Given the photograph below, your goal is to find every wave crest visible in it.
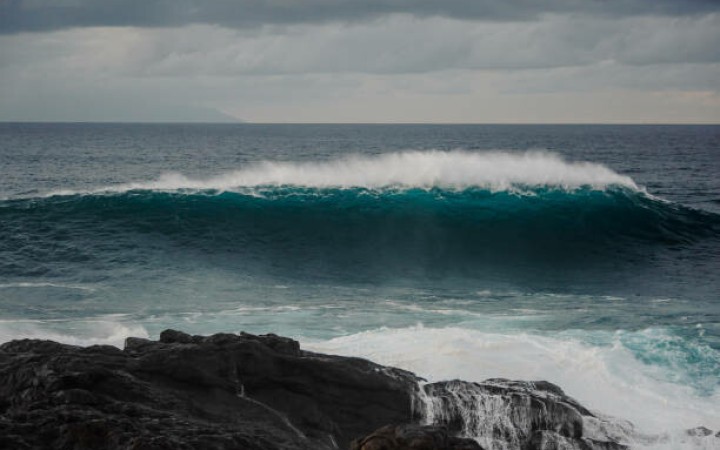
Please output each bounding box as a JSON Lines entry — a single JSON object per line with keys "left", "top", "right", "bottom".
{"left": 49, "top": 151, "right": 639, "bottom": 196}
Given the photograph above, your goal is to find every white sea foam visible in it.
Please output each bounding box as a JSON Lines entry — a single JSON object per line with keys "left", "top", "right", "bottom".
{"left": 306, "top": 326, "right": 720, "bottom": 449}
{"left": 47, "top": 151, "right": 639, "bottom": 196}
{"left": 0, "top": 282, "right": 96, "bottom": 292}
{"left": 0, "top": 319, "right": 148, "bottom": 348}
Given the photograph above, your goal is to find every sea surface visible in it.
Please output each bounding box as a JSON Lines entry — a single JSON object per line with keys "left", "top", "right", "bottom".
{"left": 1, "top": 123, "right": 719, "bottom": 448}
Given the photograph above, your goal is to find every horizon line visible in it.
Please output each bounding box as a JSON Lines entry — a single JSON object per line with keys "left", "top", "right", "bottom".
{"left": 1, "top": 121, "right": 719, "bottom": 126}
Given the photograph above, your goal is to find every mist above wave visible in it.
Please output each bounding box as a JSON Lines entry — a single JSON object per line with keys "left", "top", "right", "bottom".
{"left": 49, "top": 151, "right": 639, "bottom": 196}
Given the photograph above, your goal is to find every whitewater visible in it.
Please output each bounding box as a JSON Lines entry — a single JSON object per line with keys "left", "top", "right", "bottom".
{"left": 47, "top": 150, "right": 640, "bottom": 195}
{"left": 1, "top": 123, "right": 718, "bottom": 449}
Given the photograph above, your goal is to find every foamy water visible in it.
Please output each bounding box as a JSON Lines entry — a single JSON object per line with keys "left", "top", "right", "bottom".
{"left": 307, "top": 326, "right": 720, "bottom": 448}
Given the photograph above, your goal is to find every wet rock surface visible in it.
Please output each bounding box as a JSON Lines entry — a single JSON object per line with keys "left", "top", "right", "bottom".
{"left": 685, "top": 426, "right": 713, "bottom": 437}
{"left": 0, "top": 330, "right": 415, "bottom": 450}
{"left": 350, "top": 424, "right": 483, "bottom": 450}
{"left": 420, "top": 379, "right": 629, "bottom": 450}
{"left": 0, "top": 330, "right": 631, "bottom": 450}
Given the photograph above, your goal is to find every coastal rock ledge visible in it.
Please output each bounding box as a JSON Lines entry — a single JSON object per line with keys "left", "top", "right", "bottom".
{"left": 0, "top": 329, "right": 628, "bottom": 450}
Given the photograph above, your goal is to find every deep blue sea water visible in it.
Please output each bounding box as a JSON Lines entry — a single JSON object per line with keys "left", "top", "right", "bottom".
{"left": 1, "top": 123, "right": 719, "bottom": 448}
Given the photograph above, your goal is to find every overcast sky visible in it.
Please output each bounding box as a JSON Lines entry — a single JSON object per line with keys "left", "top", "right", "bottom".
{"left": 1, "top": 0, "right": 719, "bottom": 123}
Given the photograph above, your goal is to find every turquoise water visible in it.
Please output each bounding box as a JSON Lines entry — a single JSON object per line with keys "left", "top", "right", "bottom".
{"left": 0, "top": 123, "right": 719, "bottom": 446}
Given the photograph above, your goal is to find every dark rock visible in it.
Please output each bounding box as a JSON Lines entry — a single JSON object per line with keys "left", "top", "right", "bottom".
{"left": 527, "top": 431, "right": 629, "bottom": 450}
{"left": 0, "top": 330, "right": 417, "bottom": 450}
{"left": 124, "top": 337, "right": 155, "bottom": 353}
{"left": 158, "top": 329, "right": 194, "bottom": 344}
{"left": 350, "top": 424, "right": 483, "bottom": 450}
{"left": 0, "top": 329, "right": 630, "bottom": 450}
{"left": 686, "top": 426, "right": 713, "bottom": 437}
{"left": 0, "top": 338, "right": 75, "bottom": 354}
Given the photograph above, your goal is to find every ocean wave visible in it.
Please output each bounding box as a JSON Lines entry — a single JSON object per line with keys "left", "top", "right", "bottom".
{"left": 1, "top": 183, "right": 718, "bottom": 284}
{"left": 2, "top": 151, "right": 718, "bottom": 280}
{"left": 3, "top": 182, "right": 716, "bottom": 247}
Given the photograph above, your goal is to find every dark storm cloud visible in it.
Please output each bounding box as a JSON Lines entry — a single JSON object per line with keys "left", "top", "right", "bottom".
{"left": 1, "top": 0, "right": 718, "bottom": 34}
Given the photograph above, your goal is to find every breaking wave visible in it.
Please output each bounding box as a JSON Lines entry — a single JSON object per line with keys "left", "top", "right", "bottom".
{"left": 47, "top": 151, "right": 640, "bottom": 195}
{"left": 1, "top": 152, "right": 718, "bottom": 281}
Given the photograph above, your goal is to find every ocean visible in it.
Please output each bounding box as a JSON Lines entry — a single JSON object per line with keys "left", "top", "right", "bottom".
{"left": 1, "top": 123, "right": 718, "bottom": 449}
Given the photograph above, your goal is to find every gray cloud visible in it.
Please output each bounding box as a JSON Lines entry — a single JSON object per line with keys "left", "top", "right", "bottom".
{"left": 1, "top": 2, "right": 719, "bottom": 122}
{"left": 1, "top": 0, "right": 719, "bottom": 34}
{"left": 3, "top": 62, "right": 718, "bottom": 123}
{"left": 3, "top": 14, "right": 716, "bottom": 79}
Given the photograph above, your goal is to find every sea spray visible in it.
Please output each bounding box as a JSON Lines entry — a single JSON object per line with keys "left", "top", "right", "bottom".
{"left": 45, "top": 151, "right": 640, "bottom": 195}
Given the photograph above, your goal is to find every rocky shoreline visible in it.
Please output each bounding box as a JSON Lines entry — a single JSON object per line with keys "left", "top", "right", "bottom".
{"left": 0, "top": 329, "right": 705, "bottom": 449}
